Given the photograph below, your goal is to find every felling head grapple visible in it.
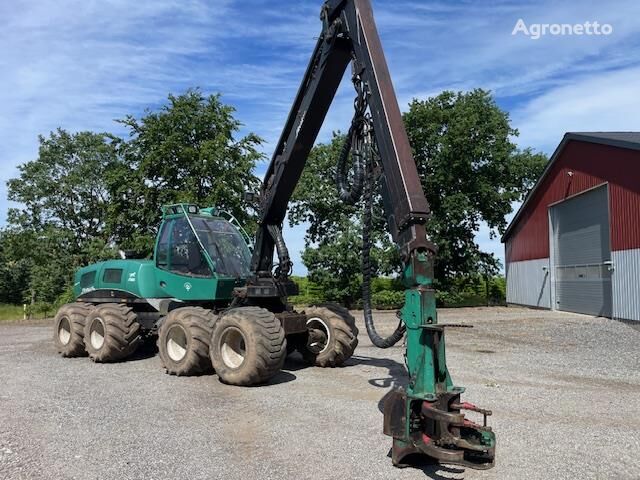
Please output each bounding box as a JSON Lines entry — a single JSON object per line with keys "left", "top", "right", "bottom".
{"left": 382, "top": 282, "right": 496, "bottom": 468}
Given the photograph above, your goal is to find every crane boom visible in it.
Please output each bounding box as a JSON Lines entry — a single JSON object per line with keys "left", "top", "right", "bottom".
{"left": 245, "top": 0, "right": 496, "bottom": 468}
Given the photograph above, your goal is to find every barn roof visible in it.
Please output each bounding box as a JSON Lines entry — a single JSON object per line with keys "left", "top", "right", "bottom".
{"left": 502, "top": 132, "right": 640, "bottom": 242}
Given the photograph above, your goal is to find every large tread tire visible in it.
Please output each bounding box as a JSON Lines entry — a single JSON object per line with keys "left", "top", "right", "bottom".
{"left": 84, "top": 303, "right": 141, "bottom": 362}
{"left": 300, "top": 303, "right": 358, "bottom": 367}
{"left": 158, "top": 307, "right": 216, "bottom": 376}
{"left": 210, "top": 307, "right": 286, "bottom": 386}
{"left": 53, "top": 302, "right": 92, "bottom": 357}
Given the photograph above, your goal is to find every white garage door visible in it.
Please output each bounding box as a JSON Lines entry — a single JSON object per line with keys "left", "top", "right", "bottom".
{"left": 550, "top": 185, "right": 612, "bottom": 317}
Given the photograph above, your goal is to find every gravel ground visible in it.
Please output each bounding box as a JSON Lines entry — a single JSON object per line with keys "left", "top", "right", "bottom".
{"left": 0, "top": 306, "right": 639, "bottom": 480}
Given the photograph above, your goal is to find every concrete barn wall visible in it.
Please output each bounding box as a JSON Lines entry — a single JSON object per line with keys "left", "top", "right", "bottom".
{"left": 612, "top": 248, "right": 640, "bottom": 322}
{"left": 506, "top": 258, "right": 551, "bottom": 308}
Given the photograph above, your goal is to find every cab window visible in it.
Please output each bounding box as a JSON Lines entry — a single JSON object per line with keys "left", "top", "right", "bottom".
{"left": 80, "top": 271, "right": 96, "bottom": 288}
{"left": 156, "top": 218, "right": 212, "bottom": 277}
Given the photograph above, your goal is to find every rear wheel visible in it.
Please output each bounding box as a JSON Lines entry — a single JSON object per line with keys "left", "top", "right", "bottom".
{"left": 158, "top": 307, "right": 216, "bottom": 376}
{"left": 299, "top": 304, "right": 358, "bottom": 367}
{"left": 210, "top": 307, "right": 286, "bottom": 386}
{"left": 84, "top": 303, "right": 141, "bottom": 362}
{"left": 53, "top": 303, "right": 92, "bottom": 357}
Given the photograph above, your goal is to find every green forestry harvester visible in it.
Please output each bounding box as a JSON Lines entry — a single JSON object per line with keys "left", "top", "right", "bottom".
{"left": 53, "top": 0, "right": 496, "bottom": 469}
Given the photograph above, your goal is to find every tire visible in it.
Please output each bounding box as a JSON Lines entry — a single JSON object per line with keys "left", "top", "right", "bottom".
{"left": 210, "top": 307, "right": 286, "bottom": 386}
{"left": 53, "top": 303, "right": 92, "bottom": 357}
{"left": 299, "top": 303, "right": 359, "bottom": 367}
{"left": 158, "top": 307, "right": 216, "bottom": 376}
{"left": 84, "top": 303, "right": 141, "bottom": 362}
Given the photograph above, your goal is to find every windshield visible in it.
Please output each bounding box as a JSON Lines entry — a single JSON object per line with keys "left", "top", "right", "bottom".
{"left": 190, "top": 217, "right": 252, "bottom": 278}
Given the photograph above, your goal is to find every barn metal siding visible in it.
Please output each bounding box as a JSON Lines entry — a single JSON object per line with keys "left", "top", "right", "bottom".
{"left": 611, "top": 248, "right": 640, "bottom": 321}
{"left": 505, "top": 258, "right": 551, "bottom": 308}
{"left": 505, "top": 141, "right": 640, "bottom": 264}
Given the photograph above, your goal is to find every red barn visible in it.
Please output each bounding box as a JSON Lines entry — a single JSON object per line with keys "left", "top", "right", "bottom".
{"left": 502, "top": 132, "right": 640, "bottom": 321}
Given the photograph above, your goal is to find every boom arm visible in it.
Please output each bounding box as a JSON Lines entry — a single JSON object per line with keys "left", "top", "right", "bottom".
{"left": 248, "top": 0, "right": 496, "bottom": 469}
{"left": 251, "top": 0, "right": 432, "bottom": 278}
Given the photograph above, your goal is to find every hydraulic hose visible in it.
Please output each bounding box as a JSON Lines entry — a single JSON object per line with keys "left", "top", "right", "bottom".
{"left": 360, "top": 151, "right": 405, "bottom": 348}
{"left": 267, "top": 224, "right": 292, "bottom": 279}
{"left": 335, "top": 71, "right": 406, "bottom": 348}
{"left": 336, "top": 117, "right": 365, "bottom": 205}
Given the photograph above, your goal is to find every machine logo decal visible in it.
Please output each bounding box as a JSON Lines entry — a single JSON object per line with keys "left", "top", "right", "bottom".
{"left": 184, "top": 282, "right": 192, "bottom": 291}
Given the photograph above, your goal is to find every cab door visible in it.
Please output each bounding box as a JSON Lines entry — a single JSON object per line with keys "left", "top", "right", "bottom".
{"left": 154, "top": 217, "right": 217, "bottom": 300}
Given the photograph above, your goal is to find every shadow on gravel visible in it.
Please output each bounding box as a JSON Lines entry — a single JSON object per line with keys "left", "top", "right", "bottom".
{"left": 282, "top": 354, "right": 311, "bottom": 372}
{"left": 347, "top": 355, "right": 408, "bottom": 387}
{"left": 127, "top": 338, "right": 159, "bottom": 361}
{"left": 389, "top": 453, "right": 466, "bottom": 479}
{"left": 265, "top": 370, "right": 297, "bottom": 385}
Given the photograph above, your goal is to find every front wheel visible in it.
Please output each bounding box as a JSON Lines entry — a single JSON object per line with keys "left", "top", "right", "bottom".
{"left": 158, "top": 307, "right": 216, "bottom": 376}
{"left": 84, "top": 303, "right": 141, "bottom": 362}
{"left": 298, "top": 304, "right": 358, "bottom": 367}
{"left": 209, "top": 307, "right": 286, "bottom": 386}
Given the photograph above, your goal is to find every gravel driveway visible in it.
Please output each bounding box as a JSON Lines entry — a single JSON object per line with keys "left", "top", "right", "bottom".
{"left": 1, "top": 306, "right": 639, "bottom": 480}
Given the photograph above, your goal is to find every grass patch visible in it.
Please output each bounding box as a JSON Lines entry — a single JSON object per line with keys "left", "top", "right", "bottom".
{"left": 0, "top": 304, "right": 26, "bottom": 322}
{"left": 0, "top": 303, "right": 56, "bottom": 322}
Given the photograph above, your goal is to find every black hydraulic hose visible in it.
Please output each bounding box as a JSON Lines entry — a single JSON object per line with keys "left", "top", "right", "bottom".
{"left": 361, "top": 149, "right": 405, "bottom": 348}
{"left": 336, "top": 123, "right": 365, "bottom": 205}
{"left": 267, "top": 224, "right": 292, "bottom": 279}
{"left": 336, "top": 73, "right": 405, "bottom": 348}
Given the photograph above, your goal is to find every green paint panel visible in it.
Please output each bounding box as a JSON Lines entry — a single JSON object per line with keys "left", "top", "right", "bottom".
{"left": 73, "top": 207, "right": 250, "bottom": 302}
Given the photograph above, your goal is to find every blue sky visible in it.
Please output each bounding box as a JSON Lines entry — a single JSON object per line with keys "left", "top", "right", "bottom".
{"left": 1, "top": 0, "right": 639, "bottom": 275}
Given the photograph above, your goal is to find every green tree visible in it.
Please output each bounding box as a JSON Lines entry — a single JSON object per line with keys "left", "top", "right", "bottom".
{"left": 0, "top": 230, "right": 32, "bottom": 304}
{"left": 289, "top": 89, "right": 547, "bottom": 298}
{"left": 7, "top": 129, "right": 120, "bottom": 254}
{"left": 112, "top": 89, "right": 264, "bottom": 253}
{"left": 289, "top": 135, "right": 396, "bottom": 307}
{"left": 404, "top": 89, "right": 546, "bottom": 282}
{"left": 3, "top": 89, "right": 263, "bottom": 302}
{"left": 0, "top": 226, "right": 84, "bottom": 304}
{"left": 5, "top": 130, "right": 120, "bottom": 302}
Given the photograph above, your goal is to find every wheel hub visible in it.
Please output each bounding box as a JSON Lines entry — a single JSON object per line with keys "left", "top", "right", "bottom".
{"left": 58, "top": 317, "right": 71, "bottom": 345}
{"left": 166, "top": 324, "right": 188, "bottom": 362}
{"left": 89, "top": 318, "right": 105, "bottom": 350}
{"left": 220, "top": 327, "right": 246, "bottom": 369}
{"left": 306, "top": 317, "right": 331, "bottom": 354}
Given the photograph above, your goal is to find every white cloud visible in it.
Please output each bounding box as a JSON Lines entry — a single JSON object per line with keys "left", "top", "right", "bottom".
{"left": 513, "top": 66, "right": 640, "bottom": 152}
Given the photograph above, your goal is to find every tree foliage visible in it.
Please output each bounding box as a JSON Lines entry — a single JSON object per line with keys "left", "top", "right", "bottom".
{"left": 289, "top": 89, "right": 547, "bottom": 296}
{"left": 1, "top": 90, "right": 261, "bottom": 303}
{"left": 111, "top": 90, "right": 263, "bottom": 252}
{"left": 289, "top": 135, "right": 397, "bottom": 306}
{"left": 404, "top": 89, "right": 547, "bottom": 280}
{"left": 7, "top": 130, "right": 120, "bottom": 253}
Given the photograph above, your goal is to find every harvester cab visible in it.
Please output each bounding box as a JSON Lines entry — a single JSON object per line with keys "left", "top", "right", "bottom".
{"left": 72, "top": 204, "right": 251, "bottom": 310}
{"left": 152, "top": 204, "right": 252, "bottom": 297}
